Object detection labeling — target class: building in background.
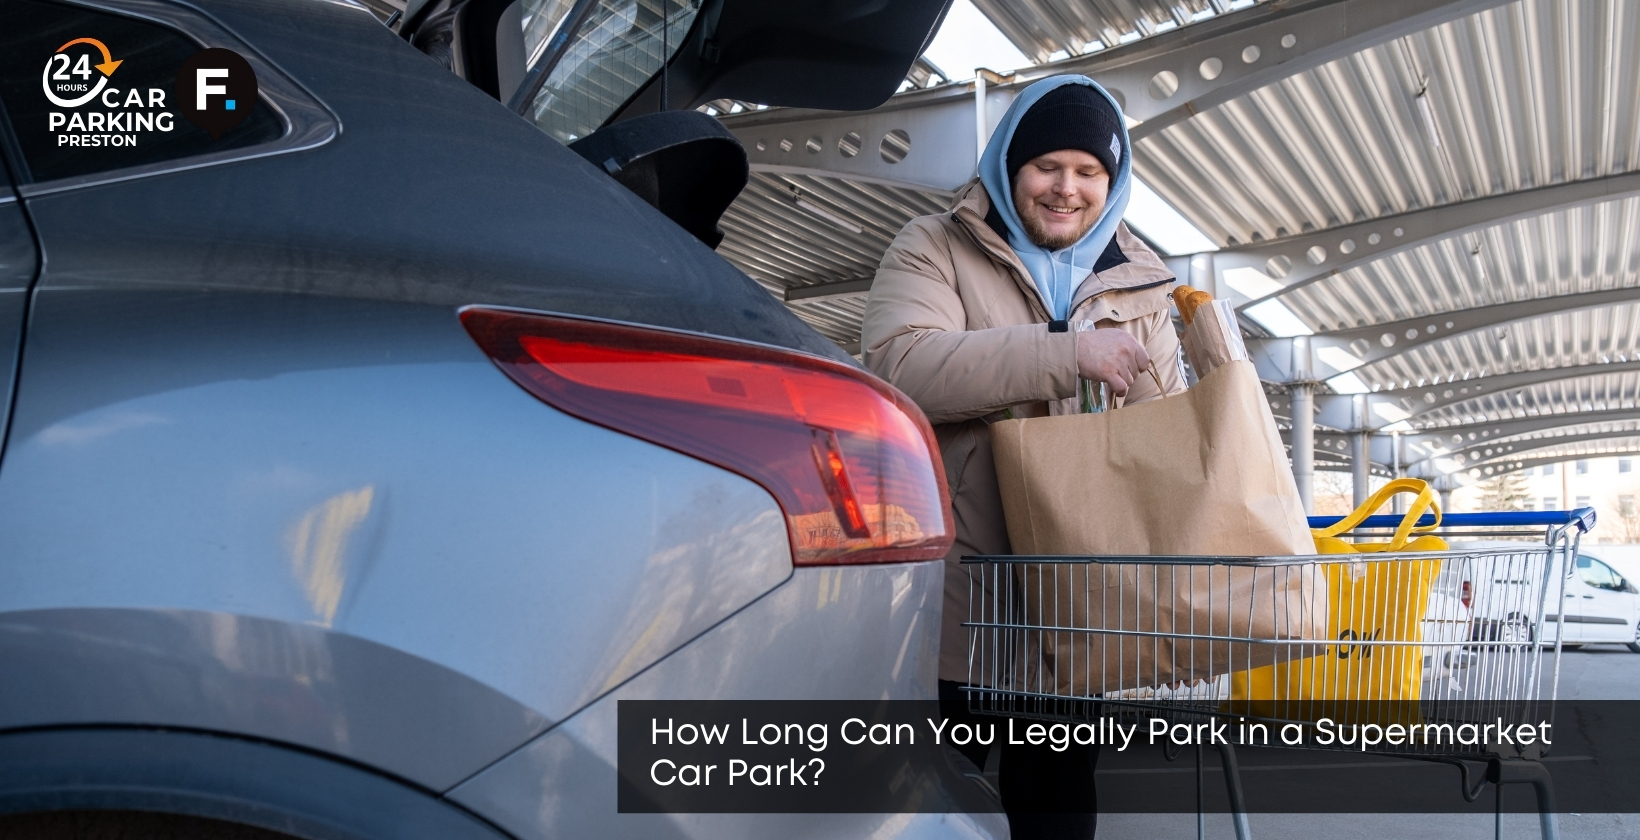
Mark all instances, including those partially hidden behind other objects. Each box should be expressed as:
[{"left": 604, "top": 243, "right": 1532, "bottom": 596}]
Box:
[{"left": 1451, "top": 457, "right": 1640, "bottom": 542}]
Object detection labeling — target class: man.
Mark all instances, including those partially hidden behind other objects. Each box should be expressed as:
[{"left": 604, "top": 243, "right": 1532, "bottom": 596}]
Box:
[{"left": 861, "top": 75, "right": 1187, "bottom": 838}]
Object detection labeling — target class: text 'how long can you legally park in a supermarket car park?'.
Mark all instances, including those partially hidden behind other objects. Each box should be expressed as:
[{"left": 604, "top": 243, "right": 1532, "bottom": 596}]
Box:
[{"left": 617, "top": 700, "right": 1640, "bottom": 814}]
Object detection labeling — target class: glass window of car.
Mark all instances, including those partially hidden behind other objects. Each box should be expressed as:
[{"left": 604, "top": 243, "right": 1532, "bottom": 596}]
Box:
[
  {"left": 0, "top": 0, "right": 283, "bottom": 183},
  {"left": 1577, "top": 556, "right": 1625, "bottom": 591},
  {"left": 520, "top": 0, "right": 579, "bottom": 64},
  {"left": 520, "top": 0, "right": 700, "bottom": 144}
]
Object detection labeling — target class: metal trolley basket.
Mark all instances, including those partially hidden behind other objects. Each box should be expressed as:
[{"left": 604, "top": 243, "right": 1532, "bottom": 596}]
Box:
[{"left": 963, "top": 509, "right": 1597, "bottom": 840}]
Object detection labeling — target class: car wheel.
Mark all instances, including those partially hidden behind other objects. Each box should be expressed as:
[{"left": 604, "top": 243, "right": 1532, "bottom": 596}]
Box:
[
  {"left": 1472, "top": 615, "right": 1534, "bottom": 648},
  {"left": 1497, "top": 616, "right": 1533, "bottom": 645},
  {"left": 1628, "top": 623, "right": 1640, "bottom": 654}
]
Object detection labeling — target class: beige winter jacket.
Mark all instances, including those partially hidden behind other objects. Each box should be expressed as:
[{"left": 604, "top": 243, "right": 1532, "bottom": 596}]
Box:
[{"left": 862, "top": 179, "right": 1187, "bottom": 683}]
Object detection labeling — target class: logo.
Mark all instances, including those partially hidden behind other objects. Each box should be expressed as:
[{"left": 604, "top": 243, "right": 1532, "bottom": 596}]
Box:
[
  {"left": 41, "top": 37, "right": 123, "bottom": 107},
  {"left": 42, "top": 36, "right": 173, "bottom": 148},
  {"left": 39, "top": 40, "right": 257, "bottom": 150},
  {"left": 176, "top": 48, "right": 257, "bottom": 140}
]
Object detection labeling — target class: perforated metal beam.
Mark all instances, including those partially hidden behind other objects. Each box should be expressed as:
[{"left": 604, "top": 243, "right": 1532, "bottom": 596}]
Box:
[
  {"left": 1318, "top": 359, "right": 1640, "bottom": 428},
  {"left": 1441, "top": 428, "right": 1640, "bottom": 472},
  {"left": 722, "top": 83, "right": 988, "bottom": 193},
  {"left": 1468, "top": 442, "right": 1640, "bottom": 478},
  {"left": 1249, "top": 280, "right": 1640, "bottom": 384},
  {"left": 1223, "top": 170, "right": 1640, "bottom": 320},
  {"left": 1051, "top": 0, "right": 1510, "bottom": 140},
  {"left": 718, "top": 0, "right": 1500, "bottom": 194},
  {"left": 1397, "top": 410, "right": 1640, "bottom": 461},
  {"left": 785, "top": 278, "right": 873, "bottom": 302},
  {"left": 1294, "top": 406, "right": 1640, "bottom": 467}
]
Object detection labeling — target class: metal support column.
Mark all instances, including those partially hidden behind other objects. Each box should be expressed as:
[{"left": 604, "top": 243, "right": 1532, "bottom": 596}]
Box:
[
  {"left": 1188, "top": 252, "right": 1216, "bottom": 299},
  {"left": 974, "top": 70, "right": 989, "bottom": 165},
  {"left": 1350, "top": 394, "right": 1371, "bottom": 508},
  {"left": 974, "top": 69, "right": 1009, "bottom": 165},
  {"left": 1288, "top": 337, "right": 1315, "bottom": 515},
  {"left": 1392, "top": 432, "right": 1405, "bottom": 514},
  {"left": 1435, "top": 474, "right": 1455, "bottom": 513}
]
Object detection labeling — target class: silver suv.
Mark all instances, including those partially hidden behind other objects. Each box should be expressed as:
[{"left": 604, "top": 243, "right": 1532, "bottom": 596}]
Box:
[{"left": 0, "top": 0, "right": 1002, "bottom": 836}]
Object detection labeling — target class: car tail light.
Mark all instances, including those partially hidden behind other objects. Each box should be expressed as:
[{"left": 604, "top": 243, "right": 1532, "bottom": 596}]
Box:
[
  {"left": 460, "top": 308, "right": 953, "bottom": 566},
  {"left": 1460, "top": 580, "right": 1472, "bottom": 609}
]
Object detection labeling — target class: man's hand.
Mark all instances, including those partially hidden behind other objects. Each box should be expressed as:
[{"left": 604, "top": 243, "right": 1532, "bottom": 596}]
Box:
[{"left": 1075, "top": 328, "right": 1150, "bottom": 398}]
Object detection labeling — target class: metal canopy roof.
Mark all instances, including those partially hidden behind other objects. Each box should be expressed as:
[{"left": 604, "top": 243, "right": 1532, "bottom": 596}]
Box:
[
  {"left": 707, "top": 0, "right": 1640, "bottom": 493},
  {"left": 715, "top": 171, "right": 950, "bottom": 348},
  {"left": 1138, "top": 0, "right": 1640, "bottom": 247},
  {"left": 970, "top": 0, "right": 1267, "bottom": 63}
]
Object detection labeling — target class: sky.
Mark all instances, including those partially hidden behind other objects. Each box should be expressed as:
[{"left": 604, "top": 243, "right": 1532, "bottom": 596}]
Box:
[{"left": 920, "top": 0, "right": 1031, "bottom": 79}]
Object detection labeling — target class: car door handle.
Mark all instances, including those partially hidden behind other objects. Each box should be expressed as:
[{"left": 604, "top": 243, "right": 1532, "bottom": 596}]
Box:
[{"left": 1583, "top": 595, "right": 1595, "bottom": 599}]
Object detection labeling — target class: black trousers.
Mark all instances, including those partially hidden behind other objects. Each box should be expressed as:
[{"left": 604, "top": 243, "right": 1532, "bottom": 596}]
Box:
[{"left": 938, "top": 680, "right": 1099, "bottom": 840}]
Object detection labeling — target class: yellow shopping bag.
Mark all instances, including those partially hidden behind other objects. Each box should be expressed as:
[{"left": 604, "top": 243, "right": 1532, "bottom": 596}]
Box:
[{"left": 1229, "top": 480, "right": 1446, "bottom": 723}]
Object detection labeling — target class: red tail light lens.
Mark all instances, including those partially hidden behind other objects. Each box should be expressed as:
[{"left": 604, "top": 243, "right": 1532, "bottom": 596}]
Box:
[
  {"left": 1460, "top": 580, "right": 1472, "bottom": 609},
  {"left": 460, "top": 308, "right": 953, "bottom": 566}
]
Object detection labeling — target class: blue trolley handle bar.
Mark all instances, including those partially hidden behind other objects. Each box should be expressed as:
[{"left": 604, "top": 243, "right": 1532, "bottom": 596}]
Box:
[{"left": 1306, "top": 507, "right": 1596, "bottom": 534}]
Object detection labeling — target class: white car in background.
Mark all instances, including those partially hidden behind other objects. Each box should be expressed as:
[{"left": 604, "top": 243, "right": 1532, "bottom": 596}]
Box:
[
  {"left": 1444, "top": 543, "right": 1640, "bottom": 652},
  {"left": 1555, "top": 552, "right": 1640, "bottom": 651}
]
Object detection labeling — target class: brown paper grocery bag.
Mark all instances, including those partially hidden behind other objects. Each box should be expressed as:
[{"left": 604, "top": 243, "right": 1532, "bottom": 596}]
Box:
[
  {"left": 1182, "top": 298, "right": 1248, "bottom": 380},
  {"left": 990, "top": 359, "right": 1323, "bottom": 696}
]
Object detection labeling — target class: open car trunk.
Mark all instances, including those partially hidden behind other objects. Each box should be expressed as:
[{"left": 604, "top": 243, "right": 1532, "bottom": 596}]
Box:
[{"left": 400, "top": 0, "right": 952, "bottom": 246}]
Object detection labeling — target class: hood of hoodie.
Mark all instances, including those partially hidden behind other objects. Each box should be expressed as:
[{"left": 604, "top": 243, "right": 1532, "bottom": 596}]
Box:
[{"left": 979, "top": 75, "right": 1132, "bottom": 321}]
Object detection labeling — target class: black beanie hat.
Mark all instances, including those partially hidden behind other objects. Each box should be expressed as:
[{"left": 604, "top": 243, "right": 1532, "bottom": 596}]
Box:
[{"left": 1006, "top": 83, "right": 1123, "bottom": 180}]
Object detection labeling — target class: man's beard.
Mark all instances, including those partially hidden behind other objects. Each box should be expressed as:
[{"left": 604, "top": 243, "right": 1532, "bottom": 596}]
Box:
[{"left": 1017, "top": 203, "right": 1097, "bottom": 251}]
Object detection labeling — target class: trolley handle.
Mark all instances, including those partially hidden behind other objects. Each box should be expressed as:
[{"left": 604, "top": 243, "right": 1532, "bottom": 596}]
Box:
[{"left": 1306, "top": 507, "right": 1596, "bottom": 534}]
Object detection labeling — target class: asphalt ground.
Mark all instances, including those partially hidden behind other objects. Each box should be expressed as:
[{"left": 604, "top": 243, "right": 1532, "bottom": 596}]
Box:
[{"left": 1098, "top": 644, "right": 1640, "bottom": 839}]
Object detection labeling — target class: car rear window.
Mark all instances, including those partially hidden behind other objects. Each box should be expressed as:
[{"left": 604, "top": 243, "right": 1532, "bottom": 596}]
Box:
[
  {"left": 0, "top": 0, "right": 283, "bottom": 184},
  {"left": 519, "top": 0, "right": 699, "bottom": 144}
]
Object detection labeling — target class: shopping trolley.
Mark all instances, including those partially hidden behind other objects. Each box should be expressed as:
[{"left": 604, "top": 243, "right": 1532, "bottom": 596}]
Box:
[{"left": 962, "top": 508, "right": 1596, "bottom": 840}]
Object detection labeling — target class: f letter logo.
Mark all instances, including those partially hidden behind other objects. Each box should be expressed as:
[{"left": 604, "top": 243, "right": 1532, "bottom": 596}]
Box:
[
  {"left": 176, "top": 48, "right": 257, "bottom": 139},
  {"left": 196, "top": 67, "right": 228, "bottom": 110}
]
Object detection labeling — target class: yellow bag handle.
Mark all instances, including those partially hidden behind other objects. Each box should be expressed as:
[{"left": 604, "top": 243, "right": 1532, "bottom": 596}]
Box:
[{"left": 1311, "top": 478, "right": 1441, "bottom": 552}]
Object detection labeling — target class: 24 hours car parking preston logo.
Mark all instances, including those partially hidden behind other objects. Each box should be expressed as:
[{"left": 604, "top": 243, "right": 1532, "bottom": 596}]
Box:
[
  {"left": 42, "top": 37, "right": 258, "bottom": 149},
  {"left": 42, "top": 35, "right": 171, "bottom": 147}
]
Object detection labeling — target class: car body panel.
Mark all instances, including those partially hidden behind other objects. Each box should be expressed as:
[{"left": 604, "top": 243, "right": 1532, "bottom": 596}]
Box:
[
  {"left": 448, "top": 561, "right": 1006, "bottom": 840},
  {"left": 0, "top": 290, "right": 792, "bottom": 787},
  {"left": 0, "top": 191, "right": 34, "bottom": 455},
  {"left": 12, "top": 0, "right": 848, "bottom": 363},
  {"left": 0, "top": 608, "right": 550, "bottom": 792},
  {"left": 0, "top": 0, "right": 973, "bottom": 834},
  {"left": 1420, "top": 590, "right": 1472, "bottom": 686},
  {"left": 1552, "top": 572, "right": 1584, "bottom": 643},
  {"left": 1536, "top": 557, "right": 1640, "bottom": 646},
  {"left": 1569, "top": 554, "right": 1639, "bottom": 644}
]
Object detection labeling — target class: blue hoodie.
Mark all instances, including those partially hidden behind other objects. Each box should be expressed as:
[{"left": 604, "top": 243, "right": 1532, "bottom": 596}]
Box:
[{"left": 978, "top": 75, "right": 1132, "bottom": 321}]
